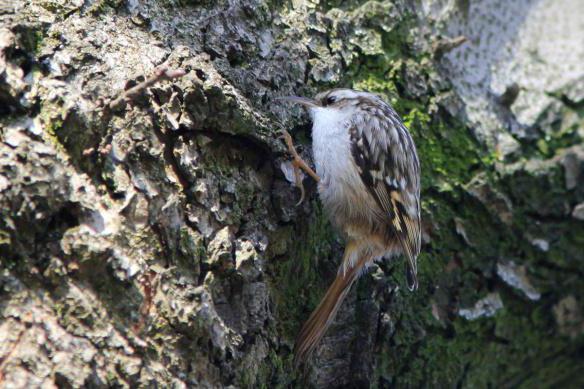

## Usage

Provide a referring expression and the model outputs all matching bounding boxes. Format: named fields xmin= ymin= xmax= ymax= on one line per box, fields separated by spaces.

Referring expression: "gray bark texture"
xmin=1 ymin=0 xmax=583 ymax=387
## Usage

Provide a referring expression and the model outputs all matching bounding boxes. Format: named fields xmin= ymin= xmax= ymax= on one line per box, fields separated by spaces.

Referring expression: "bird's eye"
xmin=323 ymin=96 xmax=336 ymax=106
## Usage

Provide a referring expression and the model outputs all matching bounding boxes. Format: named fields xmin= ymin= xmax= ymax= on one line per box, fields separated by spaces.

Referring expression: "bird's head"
xmin=281 ymin=88 xmax=383 ymax=121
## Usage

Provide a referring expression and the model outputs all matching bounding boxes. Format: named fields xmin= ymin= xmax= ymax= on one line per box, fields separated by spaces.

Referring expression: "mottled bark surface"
xmin=1 ymin=0 xmax=583 ymax=387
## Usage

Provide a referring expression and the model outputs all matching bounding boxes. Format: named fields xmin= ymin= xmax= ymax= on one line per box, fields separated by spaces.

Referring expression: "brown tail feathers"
xmin=293 ymin=253 xmax=370 ymax=366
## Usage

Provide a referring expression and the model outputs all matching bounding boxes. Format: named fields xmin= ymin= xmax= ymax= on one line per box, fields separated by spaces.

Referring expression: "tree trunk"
xmin=1 ymin=0 xmax=583 ymax=387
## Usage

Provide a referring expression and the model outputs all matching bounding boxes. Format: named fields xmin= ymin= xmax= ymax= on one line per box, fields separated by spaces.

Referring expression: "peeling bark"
xmin=1 ymin=0 xmax=583 ymax=387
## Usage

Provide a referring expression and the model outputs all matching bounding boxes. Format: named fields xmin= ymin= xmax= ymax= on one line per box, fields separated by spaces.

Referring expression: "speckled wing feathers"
xmin=349 ymin=99 xmax=421 ymax=290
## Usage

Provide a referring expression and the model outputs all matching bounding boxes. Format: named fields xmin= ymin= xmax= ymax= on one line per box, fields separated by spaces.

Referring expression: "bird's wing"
xmin=348 ymin=101 xmax=422 ymax=290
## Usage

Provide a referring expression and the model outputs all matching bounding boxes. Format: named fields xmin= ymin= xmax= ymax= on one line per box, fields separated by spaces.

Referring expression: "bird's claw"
xmin=293 ymin=164 xmax=306 ymax=206
xmin=279 ymin=130 xmax=307 ymax=205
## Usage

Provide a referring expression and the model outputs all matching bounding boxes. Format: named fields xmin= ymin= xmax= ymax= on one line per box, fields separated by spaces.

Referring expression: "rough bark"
xmin=1 ymin=0 xmax=583 ymax=387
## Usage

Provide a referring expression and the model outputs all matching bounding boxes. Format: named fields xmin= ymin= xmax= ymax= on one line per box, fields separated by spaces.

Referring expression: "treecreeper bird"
xmin=280 ymin=89 xmax=422 ymax=365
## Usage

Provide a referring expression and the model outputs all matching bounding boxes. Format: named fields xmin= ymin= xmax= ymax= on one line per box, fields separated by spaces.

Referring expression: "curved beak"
xmin=278 ymin=96 xmax=319 ymax=108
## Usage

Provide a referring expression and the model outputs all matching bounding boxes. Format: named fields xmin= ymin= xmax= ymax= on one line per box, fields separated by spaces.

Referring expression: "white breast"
xmin=311 ymin=107 xmax=354 ymax=182
xmin=310 ymin=106 xmax=367 ymax=223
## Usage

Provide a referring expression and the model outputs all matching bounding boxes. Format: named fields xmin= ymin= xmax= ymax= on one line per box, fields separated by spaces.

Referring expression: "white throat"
xmin=310 ymin=106 xmax=356 ymax=182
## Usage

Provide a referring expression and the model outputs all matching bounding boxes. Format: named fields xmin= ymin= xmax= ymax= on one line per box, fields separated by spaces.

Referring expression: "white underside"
xmin=310 ymin=106 xmax=358 ymax=197
xmin=311 ymin=107 xmax=377 ymax=232
xmin=310 ymin=105 xmax=402 ymax=269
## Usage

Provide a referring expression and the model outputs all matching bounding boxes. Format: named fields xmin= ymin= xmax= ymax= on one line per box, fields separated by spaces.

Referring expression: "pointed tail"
xmin=293 ymin=253 xmax=370 ymax=366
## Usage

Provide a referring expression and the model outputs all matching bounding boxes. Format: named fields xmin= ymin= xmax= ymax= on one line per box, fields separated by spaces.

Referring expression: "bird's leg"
xmin=280 ymin=130 xmax=320 ymax=182
xmin=279 ymin=130 xmax=320 ymax=205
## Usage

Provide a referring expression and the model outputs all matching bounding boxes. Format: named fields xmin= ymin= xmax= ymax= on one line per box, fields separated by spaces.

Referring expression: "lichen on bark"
xmin=1 ymin=0 xmax=583 ymax=388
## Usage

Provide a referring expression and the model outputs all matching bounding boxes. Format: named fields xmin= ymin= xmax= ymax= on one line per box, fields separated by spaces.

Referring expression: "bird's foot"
xmin=279 ymin=130 xmax=320 ymax=205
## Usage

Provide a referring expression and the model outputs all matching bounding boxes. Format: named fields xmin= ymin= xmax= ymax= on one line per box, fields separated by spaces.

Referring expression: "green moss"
xmin=242 ymin=349 xmax=290 ymax=389
xmin=32 ymin=30 xmax=44 ymax=55
xmin=372 ymin=193 xmax=583 ymax=387
xmin=411 ymin=109 xmax=483 ymax=189
xmin=352 ymin=73 xmax=400 ymax=102
xmin=269 ymin=204 xmax=337 ymax=341
xmin=261 ymin=2 xmax=584 ymax=387
xmin=40 ymin=100 xmax=99 ymax=170
xmin=13 ymin=25 xmax=45 ymax=55
xmin=42 ymin=113 xmax=67 ymax=154
xmin=87 ymin=0 xmax=125 ymax=15
xmin=175 ymin=226 xmax=205 ymax=276
xmin=41 ymin=99 xmax=112 ymax=187
xmin=373 ymin=287 xmax=583 ymax=388
xmin=322 ymin=5 xmax=584 ymax=387
xmin=346 ymin=17 xmax=485 ymax=192
xmin=521 ymin=103 xmax=583 ymax=159
xmin=261 ymin=204 xmax=340 ymax=386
